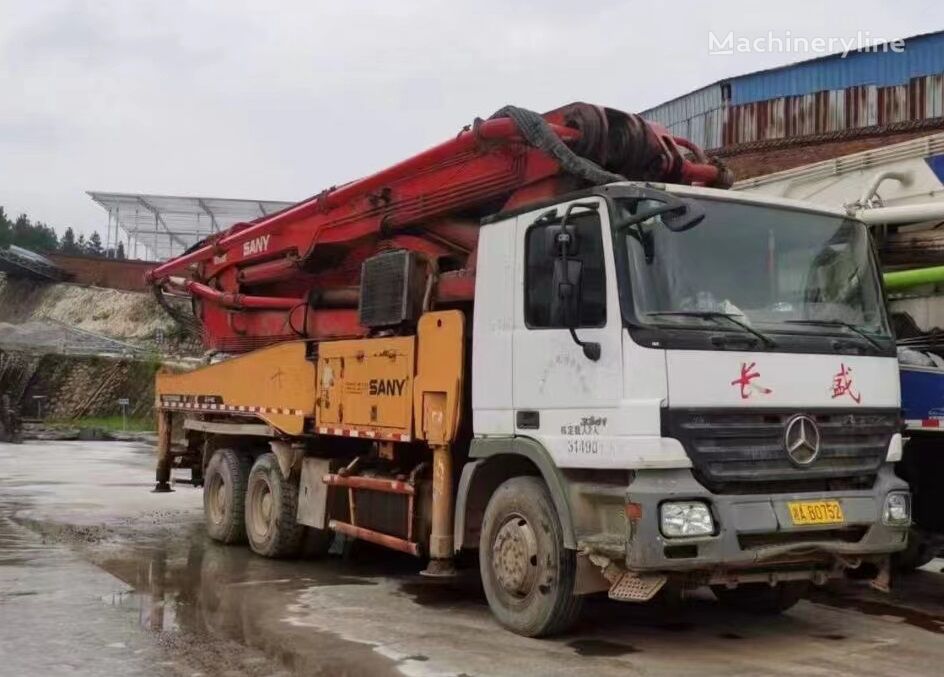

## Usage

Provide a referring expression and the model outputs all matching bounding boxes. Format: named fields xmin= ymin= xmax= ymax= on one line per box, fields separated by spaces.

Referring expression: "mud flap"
xmin=297 ymin=457 xmax=331 ymax=529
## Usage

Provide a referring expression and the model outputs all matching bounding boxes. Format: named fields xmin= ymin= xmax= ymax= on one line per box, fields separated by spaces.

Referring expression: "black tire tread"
xmin=480 ymin=475 xmax=582 ymax=637
xmin=246 ymin=452 xmax=305 ymax=558
xmin=203 ymin=448 xmax=250 ymax=545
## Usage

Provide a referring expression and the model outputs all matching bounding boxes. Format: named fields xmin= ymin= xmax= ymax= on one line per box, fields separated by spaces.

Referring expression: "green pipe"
xmin=884 ymin=265 xmax=944 ymax=290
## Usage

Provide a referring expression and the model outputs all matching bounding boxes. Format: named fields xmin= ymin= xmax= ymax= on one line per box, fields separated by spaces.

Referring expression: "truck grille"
xmin=664 ymin=409 xmax=900 ymax=493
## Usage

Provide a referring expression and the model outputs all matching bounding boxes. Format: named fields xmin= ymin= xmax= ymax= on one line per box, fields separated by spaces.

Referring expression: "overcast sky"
xmin=1 ymin=0 xmax=942 ymax=238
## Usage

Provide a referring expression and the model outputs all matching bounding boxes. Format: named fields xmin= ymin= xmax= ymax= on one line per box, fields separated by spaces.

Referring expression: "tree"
xmin=0 ymin=207 xmax=10 ymax=248
xmin=77 ymin=233 xmax=87 ymax=252
xmin=13 ymin=214 xmax=31 ymax=243
xmin=32 ymin=221 xmax=58 ymax=252
xmin=87 ymin=231 xmax=103 ymax=256
xmin=116 ymin=241 xmax=126 ymax=259
xmin=60 ymin=227 xmax=78 ymax=253
xmin=7 ymin=214 xmax=57 ymax=252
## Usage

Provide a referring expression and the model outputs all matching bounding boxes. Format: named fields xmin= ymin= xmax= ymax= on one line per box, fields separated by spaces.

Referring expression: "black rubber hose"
xmin=489 ymin=105 xmax=625 ymax=186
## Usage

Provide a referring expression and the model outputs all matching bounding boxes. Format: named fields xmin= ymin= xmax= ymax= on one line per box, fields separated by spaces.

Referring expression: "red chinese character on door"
xmin=731 ymin=362 xmax=772 ymax=399
xmin=830 ymin=363 xmax=861 ymax=404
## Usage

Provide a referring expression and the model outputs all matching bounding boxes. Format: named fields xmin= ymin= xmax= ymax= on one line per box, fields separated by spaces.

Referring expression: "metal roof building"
xmin=88 ymin=192 xmax=295 ymax=261
xmin=642 ymin=31 xmax=944 ymax=152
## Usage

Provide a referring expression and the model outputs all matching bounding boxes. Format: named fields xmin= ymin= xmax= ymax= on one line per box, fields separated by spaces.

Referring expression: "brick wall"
xmin=719 ymin=127 xmax=944 ymax=180
xmin=45 ymin=253 xmax=155 ymax=292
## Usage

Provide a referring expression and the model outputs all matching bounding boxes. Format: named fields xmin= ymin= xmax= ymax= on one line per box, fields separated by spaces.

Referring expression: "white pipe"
xmin=857 ymin=170 xmax=913 ymax=206
xmin=856 ymin=202 xmax=944 ymax=225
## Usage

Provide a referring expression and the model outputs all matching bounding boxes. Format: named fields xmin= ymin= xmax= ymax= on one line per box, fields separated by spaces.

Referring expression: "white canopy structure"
xmin=87 ymin=192 xmax=295 ymax=261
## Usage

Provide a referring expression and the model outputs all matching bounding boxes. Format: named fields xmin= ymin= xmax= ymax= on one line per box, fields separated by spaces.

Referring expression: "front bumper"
xmin=620 ymin=464 xmax=908 ymax=573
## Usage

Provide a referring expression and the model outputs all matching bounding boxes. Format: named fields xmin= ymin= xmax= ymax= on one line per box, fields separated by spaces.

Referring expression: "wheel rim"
xmin=206 ymin=474 xmax=226 ymax=525
xmin=248 ymin=475 xmax=274 ymax=542
xmin=491 ymin=514 xmax=539 ymax=598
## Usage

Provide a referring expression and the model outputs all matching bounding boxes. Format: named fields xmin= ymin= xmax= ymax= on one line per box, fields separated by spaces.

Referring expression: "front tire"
xmin=479 ymin=476 xmax=582 ymax=637
xmin=711 ymin=581 xmax=808 ymax=614
xmin=245 ymin=453 xmax=305 ymax=558
xmin=203 ymin=448 xmax=250 ymax=544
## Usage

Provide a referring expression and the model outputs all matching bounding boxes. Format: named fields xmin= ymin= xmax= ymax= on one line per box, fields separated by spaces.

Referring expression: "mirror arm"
xmin=568 ymin=327 xmax=601 ymax=361
xmin=553 ymin=200 xmax=602 ymax=362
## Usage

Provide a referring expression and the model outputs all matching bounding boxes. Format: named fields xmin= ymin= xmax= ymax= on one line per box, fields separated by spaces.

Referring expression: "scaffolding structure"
xmin=87 ymin=192 xmax=295 ymax=261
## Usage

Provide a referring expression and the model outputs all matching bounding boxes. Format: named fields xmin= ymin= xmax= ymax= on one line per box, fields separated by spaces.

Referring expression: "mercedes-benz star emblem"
xmin=784 ymin=414 xmax=820 ymax=466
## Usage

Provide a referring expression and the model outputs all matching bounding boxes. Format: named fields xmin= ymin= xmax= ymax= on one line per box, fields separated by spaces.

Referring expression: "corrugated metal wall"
xmin=723 ymin=75 xmax=944 ymax=145
xmin=642 ymin=32 xmax=944 ymax=150
xmin=638 ymin=84 xmax=726 ymax=149
xmin=730 ymin=32 xmax=944 ymax=105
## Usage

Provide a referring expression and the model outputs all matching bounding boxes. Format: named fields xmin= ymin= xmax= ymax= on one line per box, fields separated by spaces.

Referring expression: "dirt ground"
xmin=2 ymin=440 xmax=944 ymax=676
xmin=0 ymin=277 xmax=175 ymax=345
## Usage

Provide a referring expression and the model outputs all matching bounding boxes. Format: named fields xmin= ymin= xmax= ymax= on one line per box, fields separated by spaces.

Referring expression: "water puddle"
xmin=88 ymin=530 xmax=407 ymax=675
xmin=813 ymin=592 xmax=944 ymax=635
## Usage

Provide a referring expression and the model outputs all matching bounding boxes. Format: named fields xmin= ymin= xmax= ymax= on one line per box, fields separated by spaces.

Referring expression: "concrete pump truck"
xmin=148 ymin=103 xmax=911 ymax=637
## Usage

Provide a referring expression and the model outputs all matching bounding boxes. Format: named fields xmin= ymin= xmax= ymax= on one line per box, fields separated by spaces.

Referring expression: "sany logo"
xmin=731 ymin=362 xmax=773 ymax=400
xmin=830 ymin=363 xmax=861 ymax=404
xmin=242 ymin=234 xmax=270 ymax=257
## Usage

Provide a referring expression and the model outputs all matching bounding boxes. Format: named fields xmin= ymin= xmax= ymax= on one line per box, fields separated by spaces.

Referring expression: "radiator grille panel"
xmin=664 ymin=409 xmax=899 ymax=493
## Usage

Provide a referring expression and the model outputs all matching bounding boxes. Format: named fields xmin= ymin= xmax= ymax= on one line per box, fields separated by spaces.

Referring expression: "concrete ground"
xmin=2 ymin=441 xmax=944 ymax=676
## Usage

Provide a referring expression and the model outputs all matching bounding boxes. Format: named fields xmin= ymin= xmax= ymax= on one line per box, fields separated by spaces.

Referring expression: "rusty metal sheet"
xmin=878 ymin=84 xmax=910 ymax=125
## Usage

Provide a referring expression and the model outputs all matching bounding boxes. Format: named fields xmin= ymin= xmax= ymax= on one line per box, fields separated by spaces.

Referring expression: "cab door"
xmin=511 ymin=197 xmax=624 ymax=468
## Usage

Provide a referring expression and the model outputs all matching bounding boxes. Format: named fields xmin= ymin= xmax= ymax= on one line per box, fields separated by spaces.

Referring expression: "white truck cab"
xmin=464 ymin=181 xmax=909 ymax=633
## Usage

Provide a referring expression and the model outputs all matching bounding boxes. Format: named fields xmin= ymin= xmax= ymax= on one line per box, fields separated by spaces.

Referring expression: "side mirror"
xmin=550 ymin=243 xmax=601 ymax=362
xmin=545 ymin=224 xmax=579 ymax=257
xmin=551 ymin=257 xmax=582 ymax=326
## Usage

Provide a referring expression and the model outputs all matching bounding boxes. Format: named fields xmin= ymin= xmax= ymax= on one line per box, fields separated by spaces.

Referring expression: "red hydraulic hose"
xmin=179 ymin=279 xmax=302 ymax=310
xmin=678 ymin=160 xmax=727 ymax=187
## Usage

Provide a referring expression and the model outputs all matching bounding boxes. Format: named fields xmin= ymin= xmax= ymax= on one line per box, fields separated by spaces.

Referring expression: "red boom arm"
xmin=149 ymin=103 xmax=732 ymax=352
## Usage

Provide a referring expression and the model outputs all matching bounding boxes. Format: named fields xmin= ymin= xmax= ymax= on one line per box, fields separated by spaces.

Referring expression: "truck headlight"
xmin=882 ymin=492 xmax=911 ymax=526
xmin=660 ymin=501 xmax=714 ymax=538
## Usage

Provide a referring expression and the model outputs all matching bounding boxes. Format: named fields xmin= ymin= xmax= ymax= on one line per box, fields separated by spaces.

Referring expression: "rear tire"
xmin=203 ymin=448 xmax=250 ymax=544
xmin=711 ymin=581 xmax=808 ymax=614
xmin=245 ymin=452 xmax=305 ymax=558
xmin=479 ymin=476 xmax=582 ymax=637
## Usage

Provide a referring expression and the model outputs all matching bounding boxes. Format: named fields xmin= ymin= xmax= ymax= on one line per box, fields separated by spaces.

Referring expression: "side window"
xmin=525 ymin=213 xmax=606 ymax=328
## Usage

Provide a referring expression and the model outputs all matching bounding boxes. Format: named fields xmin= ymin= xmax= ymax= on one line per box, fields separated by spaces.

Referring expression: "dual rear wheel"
xmin=203 ymin=448 xmax=331 ymax=558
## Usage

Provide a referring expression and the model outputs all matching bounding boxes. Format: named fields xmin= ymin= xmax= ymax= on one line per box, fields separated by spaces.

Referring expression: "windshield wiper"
xmin=645 ymin=311 xmax=777 ymax=348
xmin=783 ymin=319 xmax=884 ymax=350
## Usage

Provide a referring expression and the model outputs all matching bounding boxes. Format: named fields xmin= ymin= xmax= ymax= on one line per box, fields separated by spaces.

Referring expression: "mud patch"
xmin=397 ymin=576 xmax=486 ymax=608
xmin=813 ymin=593 xmax=944 ymax=635
xmin=569 ymin=638 xmax=641 ymax=657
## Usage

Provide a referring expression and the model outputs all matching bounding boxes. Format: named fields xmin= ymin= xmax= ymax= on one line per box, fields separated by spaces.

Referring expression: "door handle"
xmin=516 ymin=410 xmax=540 ymax=429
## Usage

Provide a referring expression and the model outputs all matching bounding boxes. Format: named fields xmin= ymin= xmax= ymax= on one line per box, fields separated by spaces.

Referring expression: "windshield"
xmin=615 ymin=197 xmax=891 ymax=341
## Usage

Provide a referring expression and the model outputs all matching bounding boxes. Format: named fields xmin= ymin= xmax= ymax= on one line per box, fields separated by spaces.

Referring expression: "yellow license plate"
xmin=788 ymin=500 xmax=844 ymax=526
